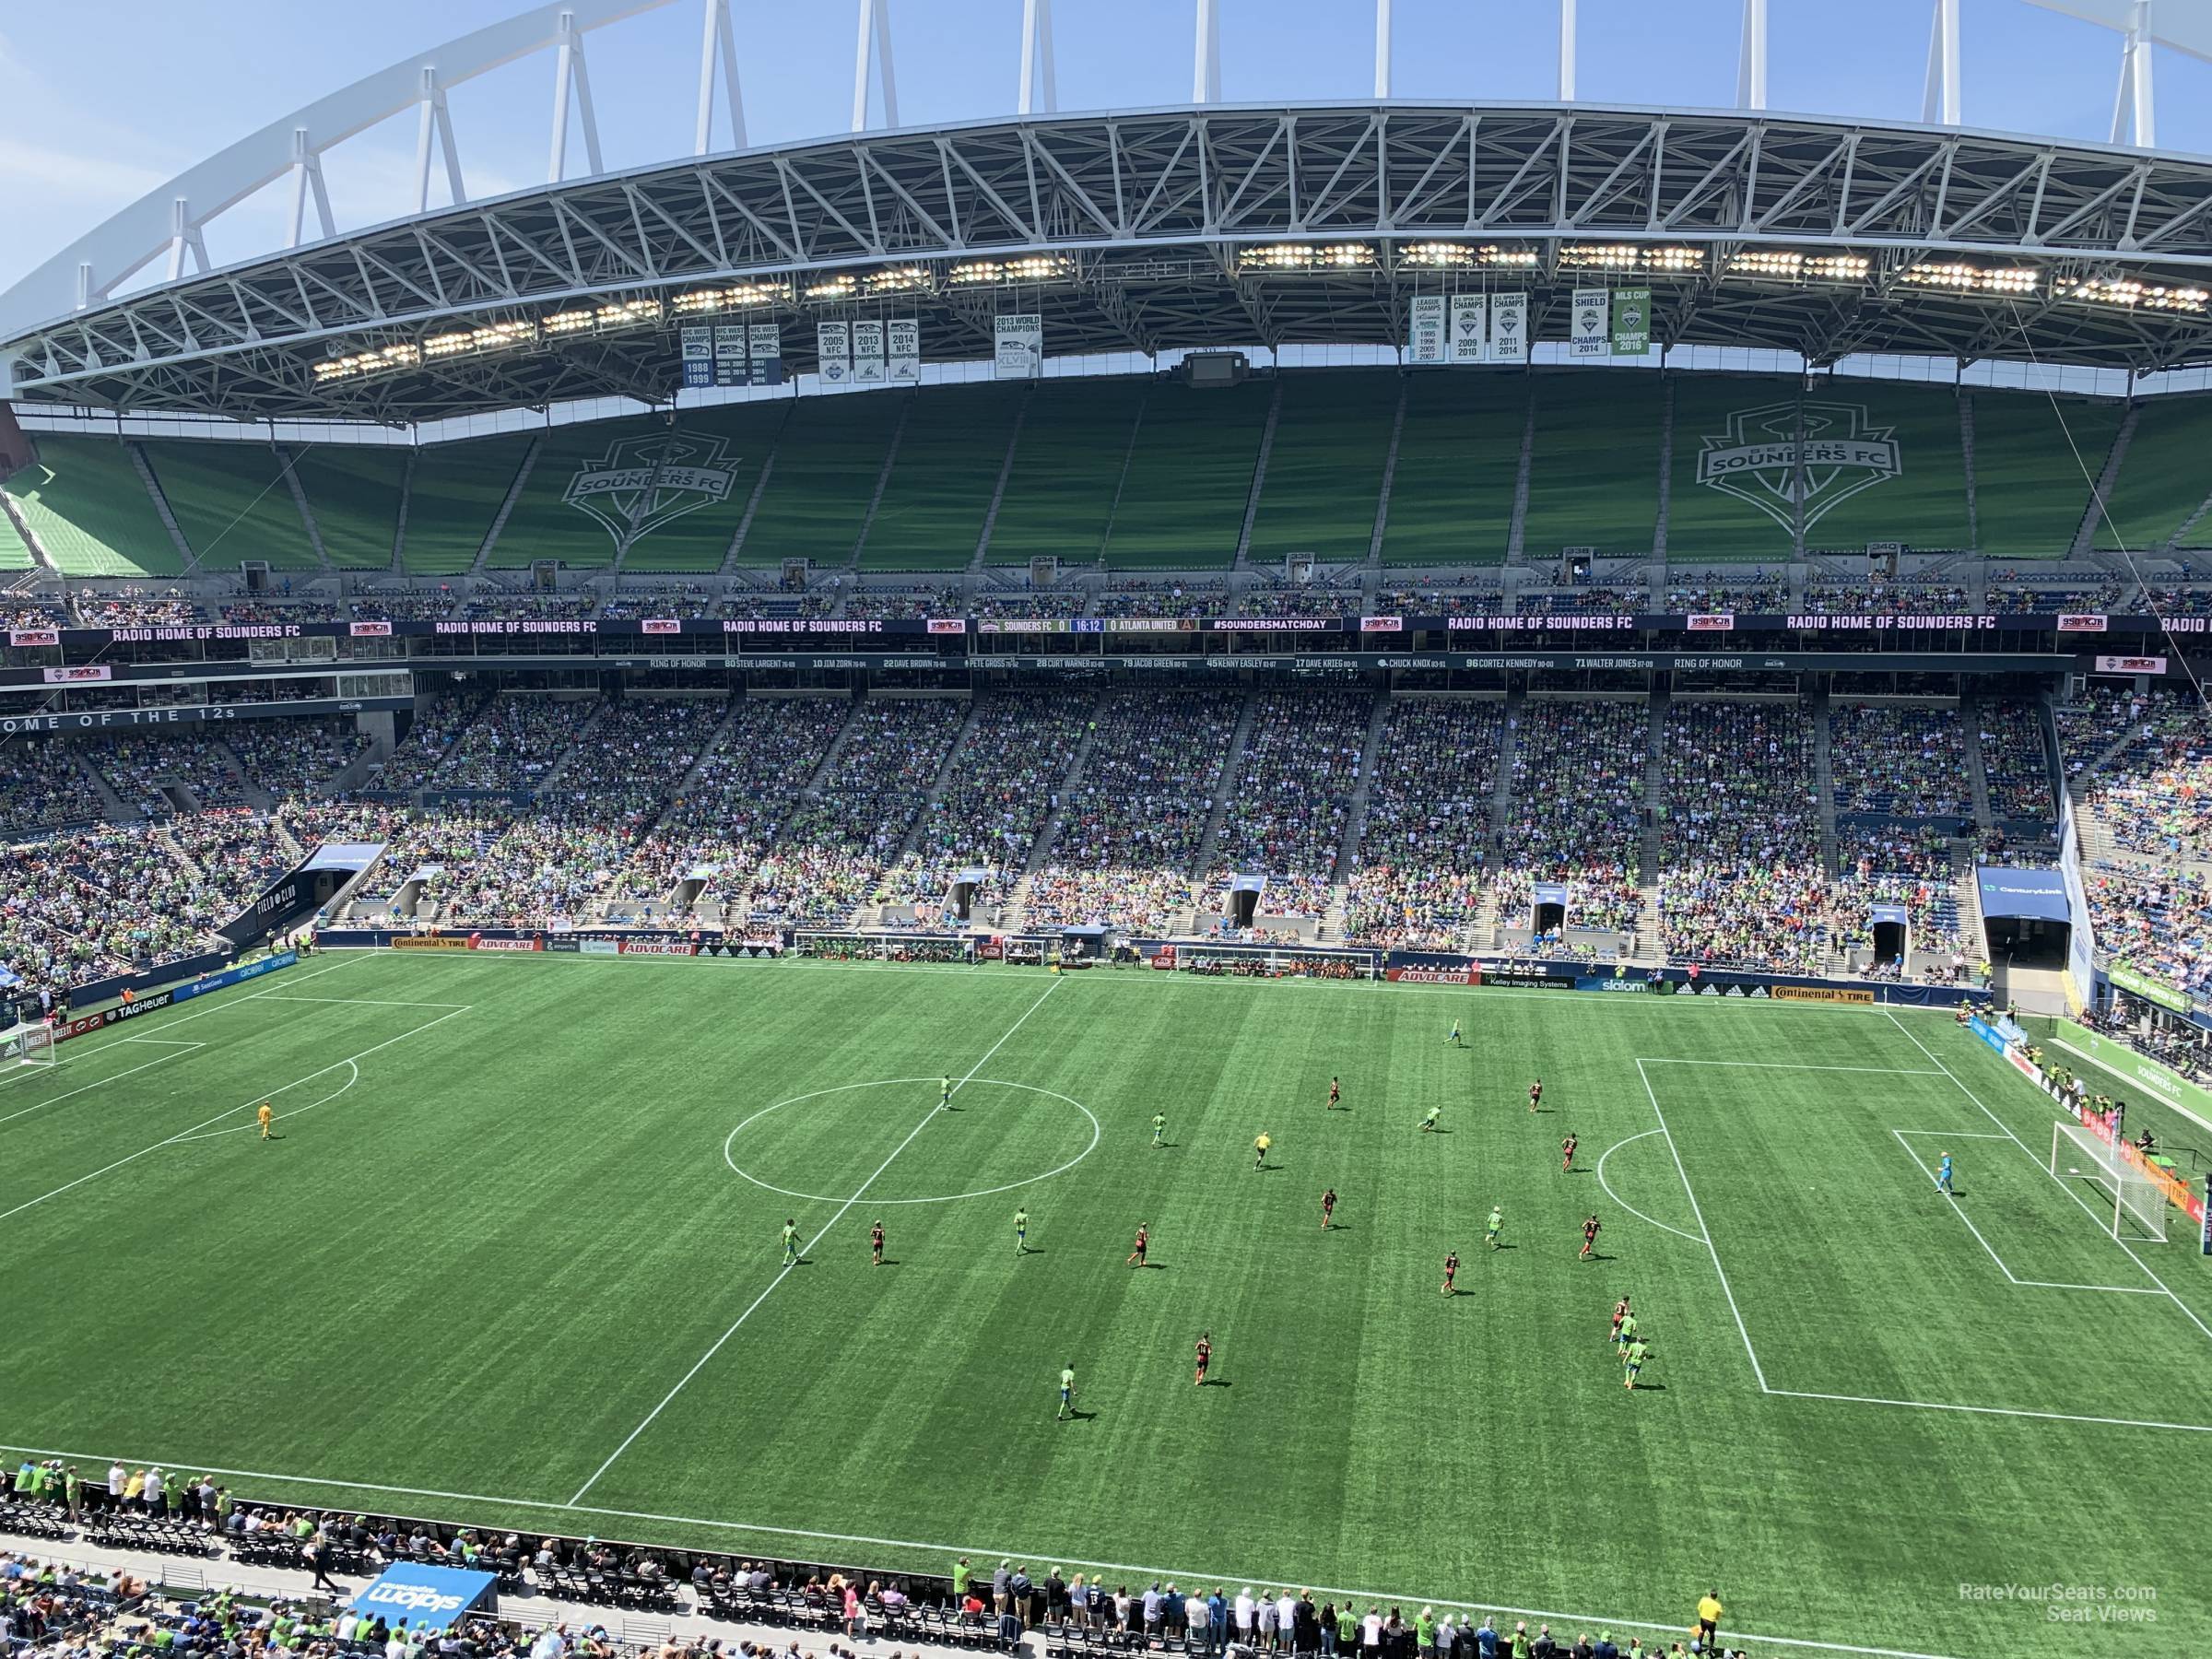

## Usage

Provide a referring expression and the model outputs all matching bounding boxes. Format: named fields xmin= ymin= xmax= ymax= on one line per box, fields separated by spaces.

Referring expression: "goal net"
xmin=1 ymin=1022 xmax=54 ymax=1069
xmin=2050 ymin=1121 xmax=2166 ymax=1242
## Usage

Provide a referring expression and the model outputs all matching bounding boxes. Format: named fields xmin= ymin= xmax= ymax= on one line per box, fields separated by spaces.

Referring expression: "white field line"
xmin=1887 ymin=1130 xmax=2157 ymax=1295
xmin=1885 ymin=1013 xmax=2212 ymax=1348
xmin=1763 ymin=1391 xmax=2212 ymax=1436
xmin=253 ymin=994 xmax=472 ymax=1008
xmin=0 ymin=1006 xmax=468 ymax=1226
xmin=1638 ymin=1058 xmax=1944 ymax=1076
xmin=1591 ymin=1128 xmax=1702 ymax=1242
xmin=34 ymin=957 xmax=367 ymax=1071
xmin=0 ymin=1042 xmax=207 ymax=1129
xmin=564 ymin=976 xmax=1065 ymax=1507
xmin=0 ymin=1438 xmax=1973 ymax=1659
xmin=1633 ymin=1058 xmax=1770 ymax=1391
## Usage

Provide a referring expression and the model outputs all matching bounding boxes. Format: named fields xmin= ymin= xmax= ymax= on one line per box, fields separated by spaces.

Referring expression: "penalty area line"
xmin=0 ymin=1042 xmax=208 ymax=1130
xmin=0 ymin=1439 xmax=1971 ymax=1659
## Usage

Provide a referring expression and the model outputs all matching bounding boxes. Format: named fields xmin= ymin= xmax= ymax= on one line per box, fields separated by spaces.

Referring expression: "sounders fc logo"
xmin=563 ymin=429 xmax=737 ymax=553
xmin=1695 ymin=401 xmax=1900 ymax=533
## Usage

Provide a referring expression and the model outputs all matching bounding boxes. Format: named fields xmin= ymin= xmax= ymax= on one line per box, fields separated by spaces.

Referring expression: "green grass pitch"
xmin=6 ymin=953 xmax=2208 ymax=1658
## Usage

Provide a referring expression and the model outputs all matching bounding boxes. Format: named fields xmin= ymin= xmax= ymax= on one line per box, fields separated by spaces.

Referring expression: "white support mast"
xmin=695 ymin=0 xmax=747 ymax=153
xmin=1019 ymin=0 xmax=1058 ymax=116
xmin=285 ymin=127 xmax=335 ymax=249
xmin=2110 ymin=0 xmax=2157 ymax=147
xmin=1737 ymin=0 xmax=1769 ymax=111
xmin=1194 ymin=0 xmax=1221 ymax=104
xmin=852 ymin=0 xmax=900 ymax=132
xmin=547 ymin=10 xmax=605 ymax=182
xmin=1558 ymin=0 xmax=1577 ymax=100
xmin=1374 ymin=0 xmax=1392 ymax=100
xmin=1922 ymin=0 xmax=1961 ymax=126
xmin=412 ymin=65 xmax=465 ymax=214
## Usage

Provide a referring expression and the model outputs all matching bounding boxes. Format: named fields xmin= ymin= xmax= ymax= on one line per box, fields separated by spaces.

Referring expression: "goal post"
xmin=1 ymin=1022 xmax=55 ymax=1069
xmin=2050 ymin=1120 xmax=2167 ymax=1242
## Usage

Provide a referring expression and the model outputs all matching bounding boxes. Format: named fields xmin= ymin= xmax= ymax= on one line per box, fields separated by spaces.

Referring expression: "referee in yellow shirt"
xmin=1253 ymin=1132 xmax=1271 ymax=1171
xmin=256 ymin=1101 xmax=274 ymax=1140
xmin=1695 ymin=1591 xmax=1723 ymax=1650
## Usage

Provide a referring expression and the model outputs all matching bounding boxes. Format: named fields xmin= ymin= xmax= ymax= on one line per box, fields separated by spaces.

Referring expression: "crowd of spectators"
xmin=1237 ymin=584 xmax=1359 ymax=618
xmin=82 ymin=735 xmax=248 ymax=814
xmin=1519 ymin=587 xmax=1639 ymax=616
xmin=350 ymin=591 xmax=457 ymax=621
xmin=1374 ymin=585 xmax=1502 ymax=615
xmin=1657 ymin=862 xmax=1832 ymax=973
xmin=842 ymin=586 xmax=959 ymax=621
xmin=893 ymin=690 xmax=1091 ymax=911
xmin=1829 ymin=704 xmax=1971 ymax=819
xmin=1491 ymin=700 xmax=1646 ymax=934
xmin=1663 ymin=577 xmax=1782 ymax=613
xmin=423 ymin=698 xmax=598 ymax=794
xmin=225 ymin=719 xmax=369 ymax=798
xmin=1975 ymin=700 xmax=2053 ymax=822
xmin=68 ymin=588 xmax=206 ymax=627
xmin=1984 ymin=577 xmax=2128 ymax=616
xmin=219 ymin=599 xmax=346 ymax=624
xmin=600 ymin=584 xmax=715 ymax=620
xmin=971 ymin=591 xmax=1080 ymax=620
xmin=0 ymin=599 xmax=67 ymax=629
xmin=720 ymin=592 xmax=835 ymax=620
xmin=1344 ymin=699 xmax=1502 ymax=949
xmin=1207 ymin=691 xmax=1370 ymax=920
xmin=458 ymin=595 xmax=599 ymax=622
xmin=0 ymin=743 xmax=104 ymax=835
xmin=2073 ymin=689 xmax=2212 ymax=860
xmin=373 ymin=699 xmax=487 ymax=792
xmin=1027 ymin=690 xmax=1241 ymax=932
xmin=2139 ymin=582 xmax=2212 ymax=617
xmin=1795 ymin=581 xmax=1968 ymax=616
xmin=440 ymin=812 xmax=642 ymax=929
xmin=2084 ymin=863 xmax=2210 ymax=1005
xmin=540 ymin=697 xmax=727 ymax=825
xmin=1091 ymin=587 xmax=1216 ymax=620
xmin=766 ymin=699 xmax=965 ymax=924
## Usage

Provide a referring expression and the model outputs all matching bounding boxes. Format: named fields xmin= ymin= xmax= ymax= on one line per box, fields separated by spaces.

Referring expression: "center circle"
xmin=721 ymin=1077 xmax=1100 ymax=1206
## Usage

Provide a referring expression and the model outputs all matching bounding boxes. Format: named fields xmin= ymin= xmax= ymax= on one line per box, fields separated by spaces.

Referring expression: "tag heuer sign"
xmin=563 ymin=429 xmax=737 ymax=555
xmin=1695 ymin=401 xmax=1901 ymax=534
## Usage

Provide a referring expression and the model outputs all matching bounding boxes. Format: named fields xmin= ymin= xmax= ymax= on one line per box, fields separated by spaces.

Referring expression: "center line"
xmin=566 ymin=976 xmax=1065 ymax=1506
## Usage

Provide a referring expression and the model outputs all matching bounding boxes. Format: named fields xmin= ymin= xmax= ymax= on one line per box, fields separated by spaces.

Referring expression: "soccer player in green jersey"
xmin=941 ymin=1076 xmax=953 ymax=1110
xmin=1151 ymin=1112 xmax=1167 ymax=1147
xmin=1057 ymin=1365 xmax=1077 ymax=1420
xmin=1486 ymin=1206 xmax=1503 ymax=1249
xmin=1014 ymin=1207 xmax=1030 ymax=1254
xmin=1622 ymin=1337 xmax=1650 ymax=1389
xmin=1445 ymin=1018 xmax=1464 ymax=1048
xmin=1419 ymin=1105 xmax=1441 ymax=1133
xmin=781 ymin=1219 xmax=800 ymax=1265
xmin=1614 ymin=1311 xmax=1638 ymax=1353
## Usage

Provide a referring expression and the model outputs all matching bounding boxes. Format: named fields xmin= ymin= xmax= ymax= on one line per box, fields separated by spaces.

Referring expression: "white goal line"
xmin=1887 ymin=1130 xmax=2158 ymax=1295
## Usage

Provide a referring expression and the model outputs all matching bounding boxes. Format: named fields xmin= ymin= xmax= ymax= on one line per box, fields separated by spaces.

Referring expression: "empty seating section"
xmin=1346 ymin=698 xmax=1504 ymax=948
xmin=985 ymin=380 xmax=1147 ymax=564
xmin=1244 ymin=371 xmax=1395 ymax=565
xmin=765 ymin=698 xmax=965 ymax=924
xmin=1977 ymin=700 xmax=2053 ymax=823
xmin=1665 ymin=377 xmax=1799 ymax=561
xmin=4 ymin=438 xmax=181 ymax=576
xmin=1969 ymin=392 xmax=2121 ymax=559
xmin=2093 ymin=395 xmax=2212 ymax=551
xmin=0 ymin=500 xmax=33 ymax=570
xmin=1797 ymin=383 xmax=1971 ymax=552
xmin=485 ymin=427 xmax=650 ymax=569
xmin=143 ymin=442 xmax=318 ymax=571
xmin=1493 ymin=700 xmax=1644 ymax=931
xmin=1830 ymin=704 xmax=1971 ymax=819
xmin=295 ymin=447 xmax=407 ymax=569
xmin=1027 ymin=689 xmax=1241 ymax=931
xmin=1379 ymin=373 xmax=1523 ymax=564
xmin=1102 ymin=381 xmax=1270 ymax=568
xmin=1210 ymin=690 xmax=1371 ymax=919
xmin=401 ymin=435 xmax=535 ymax=573
xmin=738 ymin=391 xmax=903 ymax=565
xmin=861 ymin=384 xmax=1023 ymax=570
xmin=619 ymin=403 xmax=789 ymax=572
xmin=894 ymin=689 xmax=1090 ymax=903
xmin=1522 ymin=371 xmax=1664 ymax=559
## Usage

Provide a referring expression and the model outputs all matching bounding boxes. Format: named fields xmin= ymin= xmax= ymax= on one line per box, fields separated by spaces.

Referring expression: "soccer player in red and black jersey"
xmin=1194 ymin=1332 xmax=1213 ymax=1386
xmin=1528 ymin=1077 xmax=1544 ymax=1113
xmin=1320 ymin=1187 xmax=1337 ymax=1230
xmin=871 ymin=1220 xmax=885 ymax=1266
xmin=1610 ymin=1296 xmax=1631 ymax=1347
xmin=1580 ymin=1215 xmax=1602 ymax=1260
xmin=1327 ymin=1077 xmax=1342 ymax=1111
xmin=1561 ymin=1133 xmax=1579 ymax=1172
xmin=1441 ymin=1250 xmax=1461 ymax=1296
xmin=1125 ymin=1224 xmax=1149 ymax=1268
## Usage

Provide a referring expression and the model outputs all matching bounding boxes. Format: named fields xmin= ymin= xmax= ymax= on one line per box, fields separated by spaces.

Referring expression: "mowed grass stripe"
xmin=6 ymin=956 xmax=2208 ymax=1658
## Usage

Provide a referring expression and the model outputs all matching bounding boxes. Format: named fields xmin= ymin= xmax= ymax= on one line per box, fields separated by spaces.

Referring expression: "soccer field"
xmin=6 ymin=952 xmax=2207 ymax=1658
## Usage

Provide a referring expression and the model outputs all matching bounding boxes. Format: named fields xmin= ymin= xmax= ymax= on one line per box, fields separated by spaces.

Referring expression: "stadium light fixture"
xmin=673 ymin=282 xmax=787 ymax=313
xmin=947 ymin=256 xmax=1074 ymax=284
xmin=863 ymin=265 xmax=935 ymax=295
xmin=1239 ymin=244 xmax=1376 ymax=271
xmin=2065 ymin=277 xmax=2206 ymax=312
xmin=1900 ymin=262 xmax=2040 ymax=293
xmin=312 ymin=344 xmax=422 ymax=382
xmin=1559 ymin=243 xmax=1703 ymax=271
xmin=805 ymin=276 xmax=858 ymax=300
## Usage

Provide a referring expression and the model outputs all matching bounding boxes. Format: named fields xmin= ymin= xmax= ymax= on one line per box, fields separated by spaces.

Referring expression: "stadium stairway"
xmin=845 ymin=394 xmax=916 ymax=569
xmin=1332 ymin=689 xmax=1392 ymax=880
xmin=1230 ymin=376 xmax=1283 ymax=571
xmin=466 ymin=436 xmax=542 ymax=575
xmin=2068 ymin=404 xmax=2140 ymax=558
xmin=276 ymin=444 xmax=335 ymax=573
xmin=1013 ymin=710 xmax=1105 ymax=890
xmin=1365 ymin=375 xmax=1408 ymax=567
xmin=214 ymin=739 xmax=278 ymax=812
xmin=0 ymin=491 xmax=57 ymax=572
xmin=1959 ymin=691 xmax=1997 ymax=836
xmin=878 ymin=693 xmax=988 ymax=877
xmin=127 ymin=442 xmax=200 ymax=573
xmin=719 ymin=401 xmax=794 ymax=573
xmin=1187 ymin=692 xmax=1260 ymax=924
xmin=1812 ymin=690 xmax=1840 ymax=875
xmin=387 ymin=450 xmax=417 ymax=572
xmin=1636 ymin=687 xmax=1668 ymax=961
xmin=1959 ymin=391 xmax=1983 ymax=552
xmin=1504 ymin=376 xmax=1536 ymax=563
xmin=1649 ymin=375 xmax=1677 ymax=570
xmin=968 ymin=382 xmax=1034 ymax=570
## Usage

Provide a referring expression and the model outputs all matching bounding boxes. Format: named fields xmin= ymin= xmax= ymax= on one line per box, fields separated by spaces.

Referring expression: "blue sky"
xmin=1 ymin=0 xmax=2209 ymax=298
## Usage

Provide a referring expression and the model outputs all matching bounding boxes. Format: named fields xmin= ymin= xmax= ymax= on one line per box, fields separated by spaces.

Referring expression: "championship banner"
xmin=1448 ymin=294 xmax=1488 ymax=364
xmin=712 ymin=324 xmax=747 ymax=387
xmin=679 ymin=325 xmax=713 ymax=389
xmin=1486 ymin=292 xmax=1528 ymax=363
xmin=815 ymin=322 xmax=852 ymax=384
xmin=851 ymin=319 xmax=887 ymax=384
xmin=888 ymin=317 xmax=921 ymax=384
xmin=1569 ymin=288 xmax=1610 ymax=359
xmin=1407 ymin=295 xmax=1446 ymax=364
xmin=747 ymin=324 xmax=784 ymax=385
xmin=1610 ymin=287 xmax=1652 ymax=355
xmin=994 ymin=313 xmax=1043 ymax=379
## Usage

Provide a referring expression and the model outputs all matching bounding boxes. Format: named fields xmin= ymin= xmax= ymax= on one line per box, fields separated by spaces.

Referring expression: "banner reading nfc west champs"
xmin=816 ymin=321 xmax=852 ymax=385
xmin=1448 ymin=295 xmax=1488 ymax=364
xmin=747 ymin=324 xmax=784 ymax=386
xmin=1611 ymin=288 xmax=1652 ymax=355
xmin=994 ymin=314 xmax=1043 ymax=379
xmin=679 ymin=325 xmax=712 ymax=389
xmin=712 ymin=324 xmax=747 ymax=387
xmin=851 ymin=319 xmax=887 ymax=385
xmin=1486 ymin=293 xmax=1528 ymax=363
xmin=1569 ymin=288 xmax=1609 ymax=359
xmin=888 ymin=318 xmax=921 ymax=385
xmin=1407 ymin=295 xmax=1446 ymax=364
